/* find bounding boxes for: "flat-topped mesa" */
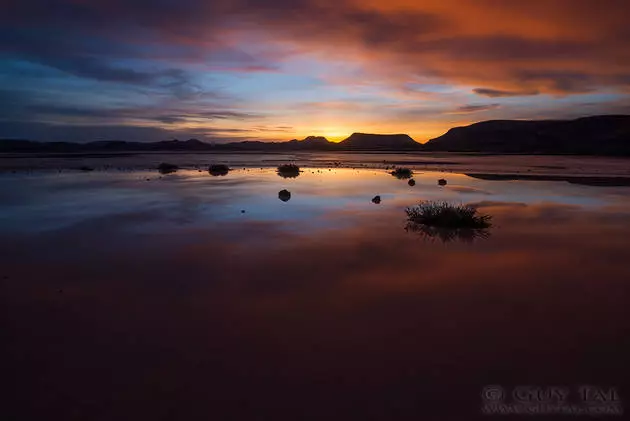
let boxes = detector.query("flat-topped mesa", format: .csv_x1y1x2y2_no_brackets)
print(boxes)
283,135,335,149
423,115,630,155
339,133,420,150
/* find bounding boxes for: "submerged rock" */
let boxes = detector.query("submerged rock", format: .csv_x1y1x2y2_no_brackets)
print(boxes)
157,162,178,174
278,189,291,202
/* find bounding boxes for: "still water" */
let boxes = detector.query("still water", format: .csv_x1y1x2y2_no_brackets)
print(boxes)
2,167,629,420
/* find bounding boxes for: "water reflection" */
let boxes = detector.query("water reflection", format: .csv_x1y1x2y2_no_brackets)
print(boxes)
405,221,491,243
2,200,630,420
1,168,630,420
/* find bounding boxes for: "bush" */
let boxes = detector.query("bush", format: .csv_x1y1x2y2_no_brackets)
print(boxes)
157,162,178,174
390,167,413,179
209,164,230,176
405,201,491,229
277,164,301,178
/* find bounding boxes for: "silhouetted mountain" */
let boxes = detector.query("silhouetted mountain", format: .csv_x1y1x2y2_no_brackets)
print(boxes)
283,136,337,150
2,116,630,155
339,133,420,150
424,115,630,155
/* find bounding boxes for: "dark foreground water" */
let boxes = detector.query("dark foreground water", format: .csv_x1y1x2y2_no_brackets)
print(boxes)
1,167,629,420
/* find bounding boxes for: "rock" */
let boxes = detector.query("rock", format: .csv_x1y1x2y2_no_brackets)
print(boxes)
157,162,178,174
372,195,381,204
438,178,447,186
278,189,291,202
408,179,416,186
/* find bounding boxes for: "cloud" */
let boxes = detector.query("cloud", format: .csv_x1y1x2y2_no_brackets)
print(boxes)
2,0,630,141
473,88,540,98
0,121,264,143
3,2,629,97
450,104,501,114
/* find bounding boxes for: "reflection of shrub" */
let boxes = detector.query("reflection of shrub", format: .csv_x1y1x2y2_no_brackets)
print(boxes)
209,164,230,176
278,189,291,202
405,222,490,243
277,164,301,178
390,167,413,179
158,162,178,174
405,201,491,229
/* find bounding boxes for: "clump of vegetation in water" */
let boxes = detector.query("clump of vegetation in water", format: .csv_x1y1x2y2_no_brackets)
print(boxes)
438,178,447,186
278,189,291,202
405,201,491,229
209,164,230,176
408,179,416,186
390,167,413,179
157,162,178,174
372,195,381,204
277,164,301,178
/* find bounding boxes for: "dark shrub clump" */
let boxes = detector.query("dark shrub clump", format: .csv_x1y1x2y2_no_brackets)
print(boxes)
405,201,491,229
390,167,413,179
372,195,381,204
157,162,178,174
408,179,416,186
209,164,230,176
277,164,301,178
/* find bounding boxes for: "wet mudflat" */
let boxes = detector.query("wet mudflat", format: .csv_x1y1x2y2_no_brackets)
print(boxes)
1,167,629,420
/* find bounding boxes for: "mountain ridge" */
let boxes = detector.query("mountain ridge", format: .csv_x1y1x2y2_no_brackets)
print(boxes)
2,115,629,155
423,115,630,155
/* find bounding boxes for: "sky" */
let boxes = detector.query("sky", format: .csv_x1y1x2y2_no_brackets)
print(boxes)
1,0,630,143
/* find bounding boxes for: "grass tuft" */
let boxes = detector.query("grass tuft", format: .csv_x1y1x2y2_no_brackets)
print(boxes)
277,164,301,178
405,201,491,229
390,167,413,179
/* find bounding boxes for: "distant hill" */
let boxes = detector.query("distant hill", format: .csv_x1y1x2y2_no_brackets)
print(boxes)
283,136,337,150
339,133,420,150
0,133,413,152
424,115,630,155
2,116,630,155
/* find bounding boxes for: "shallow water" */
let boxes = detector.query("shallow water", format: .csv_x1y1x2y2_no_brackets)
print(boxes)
2,167,630,420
